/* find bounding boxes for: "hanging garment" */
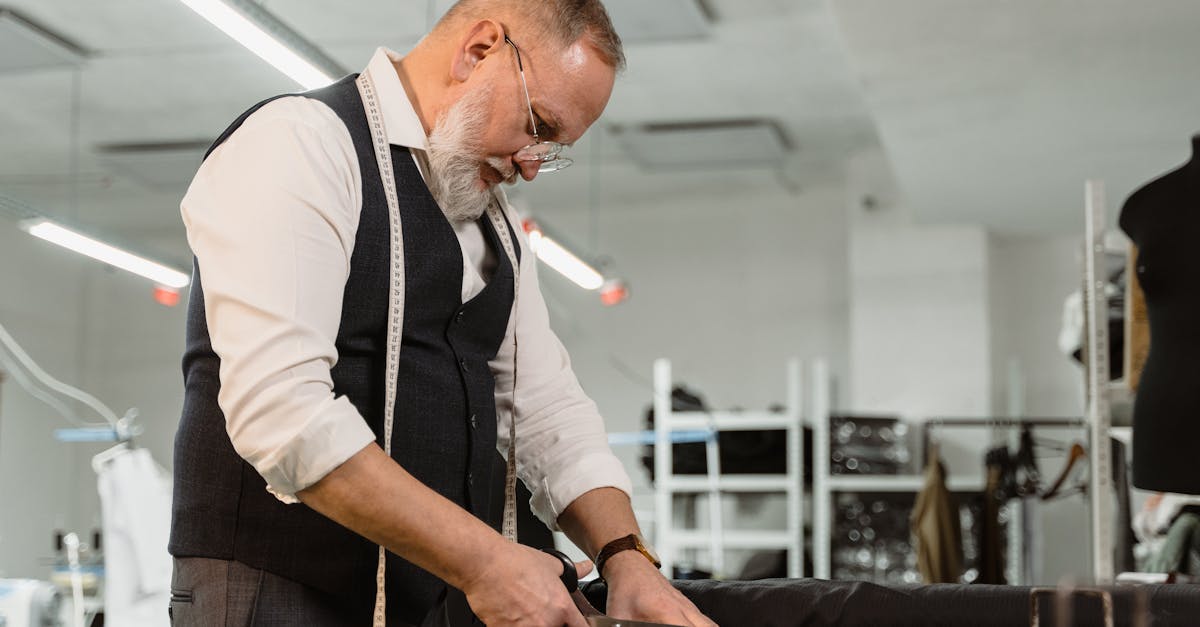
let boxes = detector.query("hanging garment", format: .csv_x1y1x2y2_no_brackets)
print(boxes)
1112,438,1138,573
97,447,172,627
910,450,963,583
977,447,1008,584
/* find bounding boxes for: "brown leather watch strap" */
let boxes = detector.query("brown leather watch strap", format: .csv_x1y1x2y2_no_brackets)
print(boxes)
595,534,660,580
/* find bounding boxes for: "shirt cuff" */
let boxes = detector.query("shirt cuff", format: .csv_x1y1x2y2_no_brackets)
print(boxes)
250,395,377,503
527,452,633,531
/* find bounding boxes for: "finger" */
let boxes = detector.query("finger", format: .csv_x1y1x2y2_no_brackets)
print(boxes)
685,609,718,627
562,597,590,627
574,559,594,579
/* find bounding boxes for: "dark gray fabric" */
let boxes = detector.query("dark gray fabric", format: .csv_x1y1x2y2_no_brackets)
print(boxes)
581,579,1200,627
171,73,520,625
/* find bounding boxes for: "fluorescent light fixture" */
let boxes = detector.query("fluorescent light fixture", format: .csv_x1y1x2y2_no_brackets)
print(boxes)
178,0,336,89
22,220,190,289
527,230,604,291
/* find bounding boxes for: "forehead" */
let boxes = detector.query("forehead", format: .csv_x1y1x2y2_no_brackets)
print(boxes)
523,40,616,143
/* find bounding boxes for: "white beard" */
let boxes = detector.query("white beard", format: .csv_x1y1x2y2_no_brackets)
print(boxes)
426,86,517,223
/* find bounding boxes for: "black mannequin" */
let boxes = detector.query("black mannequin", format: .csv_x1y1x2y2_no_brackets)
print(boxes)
1118,134,1200,494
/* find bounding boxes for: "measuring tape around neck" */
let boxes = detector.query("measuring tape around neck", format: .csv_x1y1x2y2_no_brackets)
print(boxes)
356,69,522,627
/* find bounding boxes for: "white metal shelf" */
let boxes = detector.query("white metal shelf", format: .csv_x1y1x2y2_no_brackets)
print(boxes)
825,474,984,493
671,530,796,550
664,475,794,492
666,412,797,432
653,358,805,579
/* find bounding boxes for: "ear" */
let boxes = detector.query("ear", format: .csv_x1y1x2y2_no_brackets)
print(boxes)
448,19,507,83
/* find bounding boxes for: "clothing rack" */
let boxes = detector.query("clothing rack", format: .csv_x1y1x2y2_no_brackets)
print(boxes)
921,418,1087,464
921,417,1090,585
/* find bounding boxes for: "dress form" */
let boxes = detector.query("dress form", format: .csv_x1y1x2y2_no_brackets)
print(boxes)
1118,134,1200,494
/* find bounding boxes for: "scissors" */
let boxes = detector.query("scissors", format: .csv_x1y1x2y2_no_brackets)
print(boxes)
543,549,686,627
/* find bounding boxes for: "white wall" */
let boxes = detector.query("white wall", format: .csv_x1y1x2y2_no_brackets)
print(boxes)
0,222,185,579
988,234,1085,418
849,223,993,417
0,226,91,578
844,149,993,418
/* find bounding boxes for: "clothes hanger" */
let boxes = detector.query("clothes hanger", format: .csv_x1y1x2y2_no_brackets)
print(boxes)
90,412,140,473
1040,442,1087,501
91,441,131,473
985,445,1019,500
1013,425,1042,497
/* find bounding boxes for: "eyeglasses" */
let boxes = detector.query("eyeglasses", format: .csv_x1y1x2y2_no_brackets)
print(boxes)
504,35,572,173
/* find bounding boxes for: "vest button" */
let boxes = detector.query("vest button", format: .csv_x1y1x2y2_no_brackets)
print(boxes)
455,310,465,324
459,358,469,372
466,473,474,487
469,414,478,429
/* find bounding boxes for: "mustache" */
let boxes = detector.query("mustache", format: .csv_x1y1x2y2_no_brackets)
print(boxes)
486,157,518,185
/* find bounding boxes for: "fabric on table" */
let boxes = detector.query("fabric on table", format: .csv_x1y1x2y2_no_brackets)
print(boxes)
582,578,1200,627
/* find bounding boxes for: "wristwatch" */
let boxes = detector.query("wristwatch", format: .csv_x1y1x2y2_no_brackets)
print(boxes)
594,533,661,579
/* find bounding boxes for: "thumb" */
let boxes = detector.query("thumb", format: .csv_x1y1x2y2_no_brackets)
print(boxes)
575,559,594,579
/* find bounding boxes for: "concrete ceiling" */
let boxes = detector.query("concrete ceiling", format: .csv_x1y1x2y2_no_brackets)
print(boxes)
1,0,1194,274
0,0,873,269
829,0,1200,235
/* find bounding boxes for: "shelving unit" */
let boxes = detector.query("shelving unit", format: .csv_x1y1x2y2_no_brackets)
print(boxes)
825,474,983,493
809,360,833,580
809,362,989,581
652,358,805,578
1082,179,1116,583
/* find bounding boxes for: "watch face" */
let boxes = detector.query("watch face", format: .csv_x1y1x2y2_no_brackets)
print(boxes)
635,535,660,564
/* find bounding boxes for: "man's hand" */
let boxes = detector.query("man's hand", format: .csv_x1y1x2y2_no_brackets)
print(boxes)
460,542,592,627
603,552,718,627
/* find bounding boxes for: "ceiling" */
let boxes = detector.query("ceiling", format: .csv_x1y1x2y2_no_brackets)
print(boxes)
0,0,874,269
0,0,1195,271
830,0,1200,234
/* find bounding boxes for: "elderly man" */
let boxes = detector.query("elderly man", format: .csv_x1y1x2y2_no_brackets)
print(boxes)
168,1,715,626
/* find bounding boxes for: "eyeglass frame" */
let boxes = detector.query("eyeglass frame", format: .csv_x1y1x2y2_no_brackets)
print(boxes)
503,35,573,173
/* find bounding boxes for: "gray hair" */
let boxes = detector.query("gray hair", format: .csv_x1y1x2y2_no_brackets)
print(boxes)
438,0,626,71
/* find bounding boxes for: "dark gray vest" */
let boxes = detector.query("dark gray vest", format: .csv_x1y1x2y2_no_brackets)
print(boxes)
169,74,519,625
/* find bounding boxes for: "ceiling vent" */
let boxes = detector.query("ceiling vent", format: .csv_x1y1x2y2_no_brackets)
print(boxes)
610,119,792,171
602,0,713,43
0,7,86,73
95,140,213,192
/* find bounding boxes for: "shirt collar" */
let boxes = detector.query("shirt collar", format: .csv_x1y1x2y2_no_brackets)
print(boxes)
365,47,430,151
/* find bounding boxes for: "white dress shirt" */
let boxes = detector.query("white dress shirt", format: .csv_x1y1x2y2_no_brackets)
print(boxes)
180,47,631,529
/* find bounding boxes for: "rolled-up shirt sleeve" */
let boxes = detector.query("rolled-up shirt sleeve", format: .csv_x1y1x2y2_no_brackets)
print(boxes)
490,200,633,530
180,97,376,503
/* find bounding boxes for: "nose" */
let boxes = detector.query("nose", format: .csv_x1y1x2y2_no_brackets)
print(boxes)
517,158,540,182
